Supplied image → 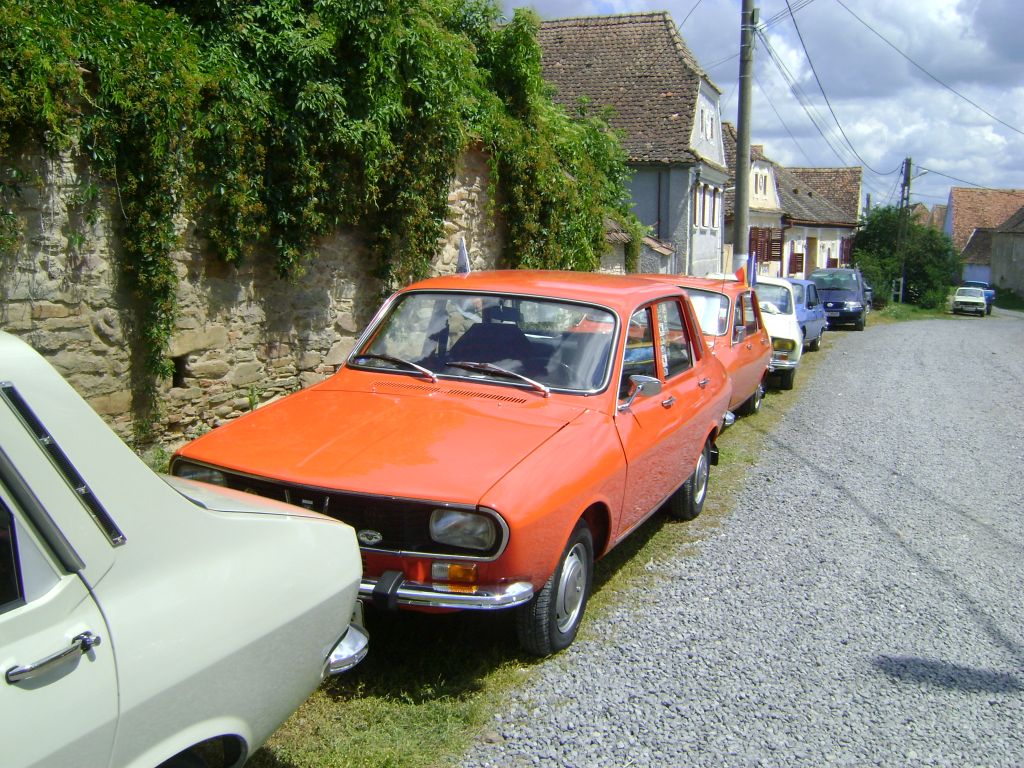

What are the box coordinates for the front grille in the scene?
[222,473,500,558]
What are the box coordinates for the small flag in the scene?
[734,265,746,285]
[456,236,471,275]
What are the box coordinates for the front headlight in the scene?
[844,301,863,310]
[772,337,796,352]
[171,459,228,487]
[430,509,497,551]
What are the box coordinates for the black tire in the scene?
[778,368,796,391]
[667,440,711,521]
[736,379,764,416]
[808,329,822,351]
[854,312,865,331]
[159,751,208,768]
[516,520,593,656]
[986,304,992,315]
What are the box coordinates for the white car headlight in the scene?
[429,509,497,551]
[844,301,863,310]
[172,460,228,487]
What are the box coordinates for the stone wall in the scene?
[991,231,1024,295]
[1,146,505,448]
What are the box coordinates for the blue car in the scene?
[786,277,827,350]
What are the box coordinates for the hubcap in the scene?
[693,450,709,506]
[555,543,588,633]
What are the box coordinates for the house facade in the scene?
[538,13,727,276]
[722,124,859,277]
[943,187,1024,283]
[991,205,1024,295]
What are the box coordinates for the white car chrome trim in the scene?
[359,577,534,610]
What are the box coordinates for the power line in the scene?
[679,0,704,28]
[782,0,895,176]
[915,166,987,189]
[753,72,815,165]
[834,0,1024,137]
[704,0,818,70]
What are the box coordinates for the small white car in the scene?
[951,286,987,317]
[0,332,367,768]
[752,276,803,391]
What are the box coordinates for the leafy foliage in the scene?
[852,205,960,309]
[0,0,641,429]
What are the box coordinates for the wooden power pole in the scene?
[731,0,757,279]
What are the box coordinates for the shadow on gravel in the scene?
[873,655,1023,693]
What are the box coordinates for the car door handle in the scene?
[698,378,710,389]
[5,631,102,684]
[661,396,676,408]
[745,343,753,350]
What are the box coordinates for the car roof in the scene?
[403,270,687,311]
[751,275,793,290]
[640,273,748,297]
[785,277,814,287]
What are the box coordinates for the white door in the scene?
[0,483,118,768]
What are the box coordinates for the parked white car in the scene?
[0,332,367,768]
[752,276,803,390]
[951,286,987,317]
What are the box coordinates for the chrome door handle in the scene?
[661,396,676,408]
[745,343,753,349]
[698,378,710,389]
[5,631,101,684]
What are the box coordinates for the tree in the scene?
[852,205,960,309]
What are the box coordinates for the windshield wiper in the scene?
[447,361,550,397]
[352,353,437,382]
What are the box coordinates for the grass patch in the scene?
[995,287,1024,312]
[870,302,951,325]
[247,338,836,768]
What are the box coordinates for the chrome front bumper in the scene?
[325,620,370,675]
[359,574,534,611]
[769,355,799,372]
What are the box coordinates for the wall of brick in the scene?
[1,147,506,448]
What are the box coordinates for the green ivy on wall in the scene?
[0,0,644,433]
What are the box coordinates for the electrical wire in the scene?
[915,166,987,189]
[753,71,816,165]
[834,0,1024,137]
[782,0,898,176]
[679,0,704,28]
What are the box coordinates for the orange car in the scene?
[645,275,772,417]
[171,271,731,655]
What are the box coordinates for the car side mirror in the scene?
[618,374,662,411]
[733,326,746,344]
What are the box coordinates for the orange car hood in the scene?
[179,379,589,505]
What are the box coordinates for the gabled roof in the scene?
[774,165,855,227]
[538,13,718,165]
[927,204,947,230]
[997,204,1024,234]
[962,228,995,265]
[785,167,862,223]
[909,202,930,225]
[720,122,850,227]
[946,187,1024,252]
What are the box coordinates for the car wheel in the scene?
[667,440,710,521]
[778,368,796,390]
[986,304,992,315]
[516,520,593,656]
[809,329,822,351]
[159,751,208,768]
[736,380,764,416]
[854,312,865,331]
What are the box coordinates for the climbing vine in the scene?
[0,0,643,428]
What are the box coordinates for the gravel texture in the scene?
[461,309,1024,768]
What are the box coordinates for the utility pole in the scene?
[731,0,757,280]
[895,156,912,302]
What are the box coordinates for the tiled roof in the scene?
[909,202,930,225]
[721,122,849,226]
[962,227,995,265]
[785,167,862,223]
[538,13,716,165]
[997,204,1024,234]
[774,165,855,227]
[947,187,1024,252]
[927,204,947,230]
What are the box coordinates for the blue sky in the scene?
[500,0,1024,213]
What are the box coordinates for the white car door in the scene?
[0,474,118,768]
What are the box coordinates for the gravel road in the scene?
[461,309,1024,768]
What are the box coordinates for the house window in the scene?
[701,185,709,227]
[693,184,700,226]
[711,189,719,229]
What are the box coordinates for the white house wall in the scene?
[782,226,850,277]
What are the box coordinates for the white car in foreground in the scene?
[0,332,367,768]
[752,276,803,390]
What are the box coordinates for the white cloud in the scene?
[503,0,1024,209]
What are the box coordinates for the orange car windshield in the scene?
[352,292,617,393]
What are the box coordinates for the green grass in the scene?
[247,341,834,768]
[869,301,951,325]
[994,287,1024,312]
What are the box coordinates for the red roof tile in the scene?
[947,187,1024,252]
